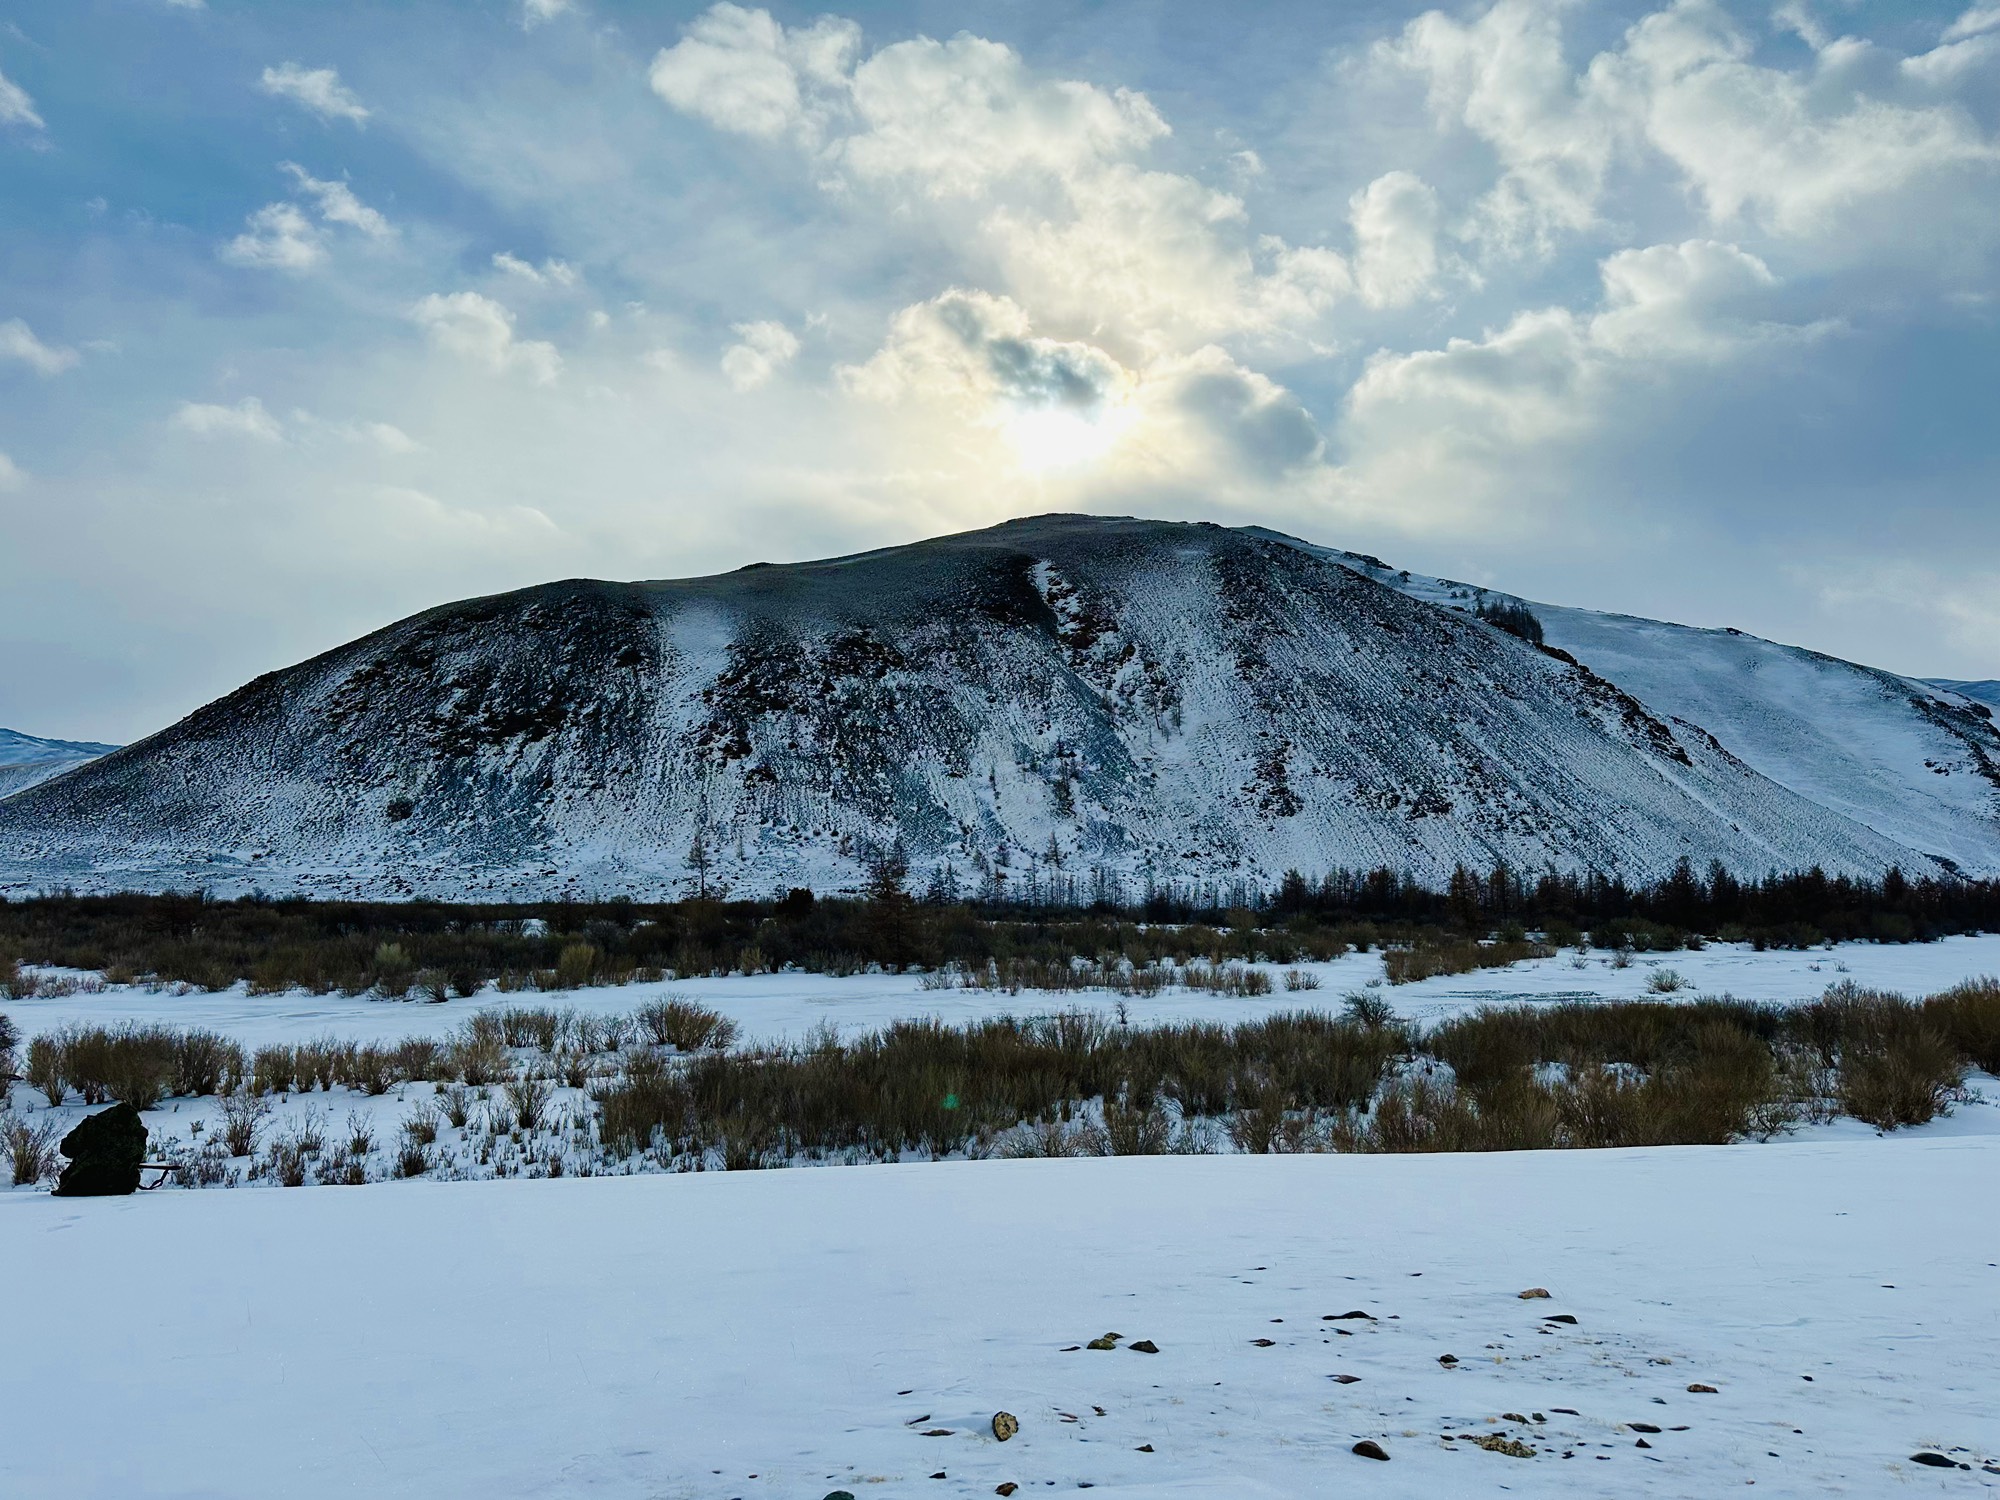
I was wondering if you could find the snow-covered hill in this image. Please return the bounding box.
[1,515,1992,897]
[0,727,120,800]
[1266,536,2000,879]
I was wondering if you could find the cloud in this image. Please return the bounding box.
[0,451,24,491]
[1349,171,1442,309]
[521,0,576,28]
[219,166,391,271]
[0,65,43,131]
[649,3,859,143]
[220,202,325,271]
[493,251,578,287]
[409,292,561,382]
[0,318,80,376]
[258,63,369,125]
[1378,0,2000,253]
[720,320,799,391]
[1340,239,1813,517]
[1943,4,2000,42]
[171,397,283,441]
[282,163,392,238]
[841,288,1320,484]
[654,6,1363,351]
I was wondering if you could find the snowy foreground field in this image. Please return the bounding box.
[5,1141,1997,1498]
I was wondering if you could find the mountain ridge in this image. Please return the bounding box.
[1,514,1992,899]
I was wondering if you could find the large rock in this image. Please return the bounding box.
[53,1103,147,1197]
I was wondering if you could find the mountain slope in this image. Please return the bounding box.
[1281,540,2000,877]
[0,516,1945,899]
[1928,679,2000,714]
[0,728,121,800]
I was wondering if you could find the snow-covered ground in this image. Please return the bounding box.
[4,1139,1996,1497]
[7,934,1999,1048]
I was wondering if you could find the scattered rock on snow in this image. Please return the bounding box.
[1330,1373,1363,1384]
[1910,1452,1965,1469]
[991,1412,1018,1442]
[1472,1434,1536,1458]
[1087,1336,1119,1351]
[1129,1339,1160,1354]
[1330,1310,1376,1321]
[1518,1288,1552,1299]
[1251,1338,1277,1347]
[1352,1440,1390,1461]
[1438,1354,1459,1366]
[1687,1383,1718,1394]
[996,1486,1018,1497]
[1545,1314,1579,1325]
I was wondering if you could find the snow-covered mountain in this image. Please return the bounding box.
[1268,536,2000,879]
[1,515,1993,898]
[0,727,120,800]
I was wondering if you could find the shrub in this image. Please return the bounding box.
[251,1044,296,1096]
[1282,969,1321,992]
[1647,968,1689,994]
[25,1035,65,1106]
[554,943,600,989]
[219,1090,272,1156]
[496,1006,562,1051]
[1342,991,1397,1029]
[1925,977,2000,1072]
[1476,598,1544,646]
[173,1030,243,1097]
[4,1113,62,1185]
[451,1017,507,1085]
[400,1107,440,1149]
[1384,934,1552,984]
[505,1073,554,1132]
[1839,1030,1965,1129]
[633,998,740,1052]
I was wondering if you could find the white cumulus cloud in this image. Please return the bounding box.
[0,319,80,376]
[721,320,800,391]
[649,4,859,143]
[258,63,370,125]
[220,202,325,272]
[0,450,24,490]
[410,292,561,383]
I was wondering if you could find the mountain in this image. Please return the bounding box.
[0,515,1992,900]
[0,728,121,800]
[1927,679,2000,713]
[1267,537,2000,878]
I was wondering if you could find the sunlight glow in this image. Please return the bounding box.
[1001,400,1137,473]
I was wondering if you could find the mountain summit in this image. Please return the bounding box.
[2,515,1994,899]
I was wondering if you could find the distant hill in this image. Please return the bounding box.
[3,515,1991,900]
[0,728,121,800]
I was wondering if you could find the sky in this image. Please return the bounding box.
[1,0,1997,744]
